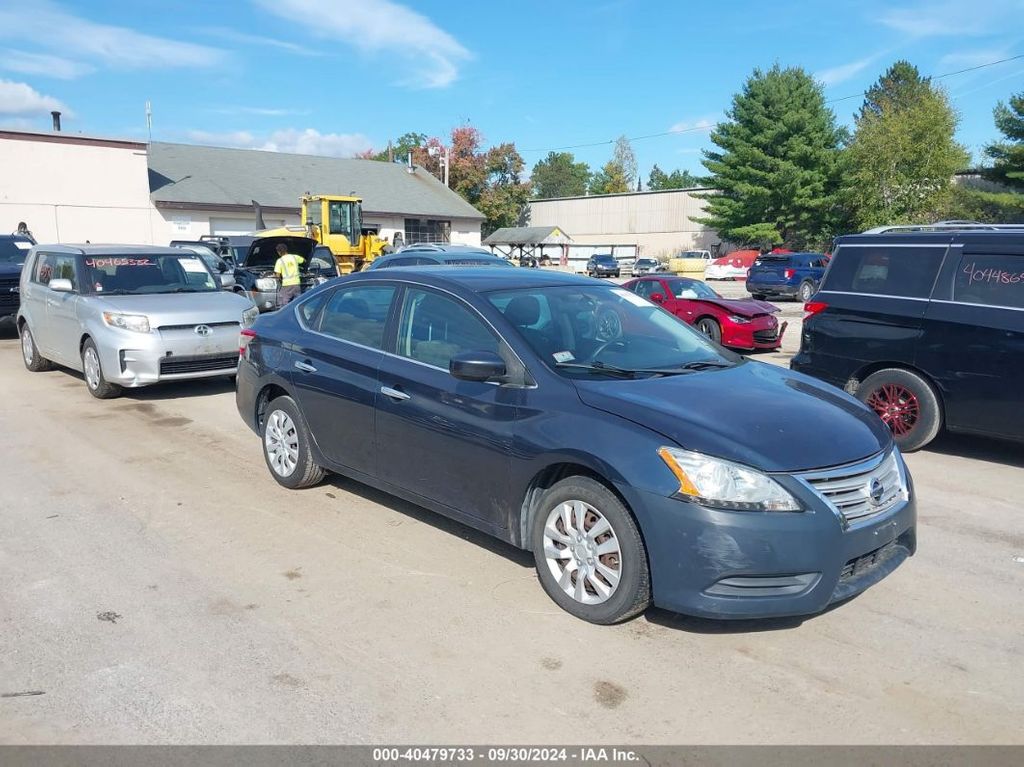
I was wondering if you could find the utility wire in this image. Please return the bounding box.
[519,52,1024,154]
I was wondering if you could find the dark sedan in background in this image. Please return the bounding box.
[585,253,621,278]
[236,268,915,624]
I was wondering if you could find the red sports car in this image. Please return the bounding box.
[622,275,786,350]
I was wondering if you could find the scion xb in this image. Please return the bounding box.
[237,268,916,624]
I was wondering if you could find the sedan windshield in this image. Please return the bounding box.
[666,278,718,300]
[488,285,737,377]
[81,253,218,295]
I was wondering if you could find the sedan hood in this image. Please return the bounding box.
[92,291,254,326]
[697,297,778,317]
[574,361,890,472]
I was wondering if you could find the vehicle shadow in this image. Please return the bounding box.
[923,431,1024,470]
[121,377,236,401]
[0,322,18,340]
[324,473,536,569]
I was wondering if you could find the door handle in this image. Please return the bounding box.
[293,360,317,373]
[380,385,410,401]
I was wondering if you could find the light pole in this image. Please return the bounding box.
[428,145,450,187]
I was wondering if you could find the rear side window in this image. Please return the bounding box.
[318,285,396,349]
[822,245,945,298]
[953,254,1024,309]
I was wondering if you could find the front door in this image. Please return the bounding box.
[288,283,396,476]
[375,287,514,527]
[35,253,82,365]
[917,245,1024,440]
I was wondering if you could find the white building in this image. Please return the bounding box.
[0,130,484,246]
[528,188,722,258]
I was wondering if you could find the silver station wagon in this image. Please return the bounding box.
[17,244,257,398]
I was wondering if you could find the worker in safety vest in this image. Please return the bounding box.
[273,243,305,305]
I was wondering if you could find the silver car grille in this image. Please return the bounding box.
[797,450,906,526]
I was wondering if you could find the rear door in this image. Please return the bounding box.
[917,243,1024,439]
[288,282,397,475]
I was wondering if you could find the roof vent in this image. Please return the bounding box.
[51,111,62,132]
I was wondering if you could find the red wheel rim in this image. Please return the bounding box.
[866,383,920,437]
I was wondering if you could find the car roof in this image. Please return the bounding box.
[836,231,1024,246]
[31,244,195,256]
[348,265,595,292]
[374,250,506,265]
[397,244,493,254]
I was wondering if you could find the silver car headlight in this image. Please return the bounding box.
[102,312,150,333]
[657,447,801,511]
[255,277,278,291]
[241,306,259,328]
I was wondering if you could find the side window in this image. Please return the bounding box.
[632,280,655,298]
[296,289,330,327]
[33,254,77,289]
[822,245,945,299]
[953,254,1024,309]
[32,254,55,285]
[396,289,500,369]
[318,285,395,350]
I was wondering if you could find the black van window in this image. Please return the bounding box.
[953,254,1024,309]
[822,246,945,298]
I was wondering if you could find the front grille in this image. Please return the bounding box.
[753,329,778,343]
[840,540,900,581]
[159,354,238,375]
[798,450,904,525]
[158,321,239,332]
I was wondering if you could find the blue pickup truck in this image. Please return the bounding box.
[746,252,830,302]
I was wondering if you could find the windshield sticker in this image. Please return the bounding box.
[94,283,104,292]
[178,258,208,273]
[85,258,154,268]
[552,350,575,363]
[611,288,652,307]
[14,241,31,250]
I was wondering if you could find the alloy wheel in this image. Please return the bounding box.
[264,410,299,477]
[83,347,101,390]
[866,383,920,437]
[542,500,622,605]
[21,327,34,367]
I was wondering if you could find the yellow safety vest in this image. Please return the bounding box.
[274,253,304,286]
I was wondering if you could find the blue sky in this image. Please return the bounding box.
[1,0,1022,180]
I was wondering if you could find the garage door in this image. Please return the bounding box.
[209,217,285,235]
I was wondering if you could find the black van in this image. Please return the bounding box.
[792,226,1024,451]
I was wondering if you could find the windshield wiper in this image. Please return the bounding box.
[555,361,640,378]
[674,360,732,371]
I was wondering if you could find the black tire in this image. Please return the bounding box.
[696,317,722,344]
[81,338,122,399]
[531,477,650,624]
[751,293,767,301]
[798,280,815,302]
[20,323,53,372]
[856,368,942,452]
[260,395,327,489]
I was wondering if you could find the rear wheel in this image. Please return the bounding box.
[531,477,650,624]
[856,368,942,452]
[81,339,122,399]
[261,395,327,488]
[20,323,53,372]
[798,280,815,302]
[696,317,722,343]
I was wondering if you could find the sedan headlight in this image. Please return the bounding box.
[657,447,801,511]
[241,306,259,328]
[728,314,751,324]
[102,312,150,333]
[255,277,278,291]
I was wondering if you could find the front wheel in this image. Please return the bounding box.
[856,368,942,451]
[20,323,53,372]
[696,317,722,344]
[81,339,122,399]
[798,280,815,302]
[261,395,327,488]
[532,477,650,624]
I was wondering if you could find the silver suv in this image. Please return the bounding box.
[17,244,257,398]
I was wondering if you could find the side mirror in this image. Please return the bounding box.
[49,278,73,293]
[450,350,506,382]
[649,292,665,303]
[217,261,228,273]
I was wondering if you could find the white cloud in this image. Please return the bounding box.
[255,0,472,88]
[211,106,311,117]
[939,48,1012,69]
[876,0,1024,37]
[815,56,877,86]
[0,1,224,70]
[669,117,715,133]
[0,79,66,116]
[2,50,94,80]
[186,128,373,158]
[196,27,324,56]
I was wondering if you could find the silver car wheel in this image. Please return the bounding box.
[542,499,622,605]
[83,346,101,390]
[264,410,299,477]
[21,326,34,366]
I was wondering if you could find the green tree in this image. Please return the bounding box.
[648,164,703,190]
[699,64,845,249]
[531,151,591,198]
[858,60,930,119]
[589,160,630,194]
[613,135,638,188]
[845,63,969,229]
[478,142,532,235]
[984,90,1024,190]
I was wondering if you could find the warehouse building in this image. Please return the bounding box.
[0,129,483,246]
[528,188,722,258]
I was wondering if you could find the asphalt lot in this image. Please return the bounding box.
[1,289,1023,744]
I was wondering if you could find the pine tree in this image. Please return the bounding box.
[699,64,845,249]
[984,90,1024,190]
